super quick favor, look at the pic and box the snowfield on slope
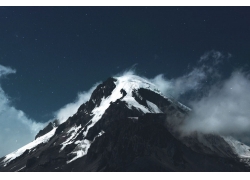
[2,128,57,166]
[223,136,250,159]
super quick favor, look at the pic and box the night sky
[0,6,250,123]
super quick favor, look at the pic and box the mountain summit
[1,74,250,172]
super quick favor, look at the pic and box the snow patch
[223,136,250,158]
[67,130,105,163]
[60,125,82,151]
[146,100,162,113]
[15,166,26,172]
[2,128,57,166]
[124,96,150,113]
[114,74,163,98]
[177,102,191,111]
[128,117,138,120]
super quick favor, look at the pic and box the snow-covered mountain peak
[2,74,249,171]
[97,74,166,114]
[0,75,171,168]
[114,74,162,96]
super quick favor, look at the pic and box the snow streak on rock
[2,128,57,166]
[223,136,250,158]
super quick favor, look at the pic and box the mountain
[0,74,250,172]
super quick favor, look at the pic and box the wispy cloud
[119,51,250,145]
[150,50,226,100]
[179,71,250,144]
[0,65,44,158]
[54,83,99,124]
[149,50,250,145]
[116,52,225,101]
[0,64,16,77]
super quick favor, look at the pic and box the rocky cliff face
[1,74,249,172]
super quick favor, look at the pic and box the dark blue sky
[0,6,249,122]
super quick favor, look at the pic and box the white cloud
[117,55,222,100]
[150,51,225,100]
[179,71,250,143]
[122,51,250,146]
[112,51,250,145]
[150,74,173,96]
[0,65,44,158]
[0,64,16,77]
[149,51,250,146]
[199,50,224,65]
[54,83,99,124]
[150,67,208,99]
